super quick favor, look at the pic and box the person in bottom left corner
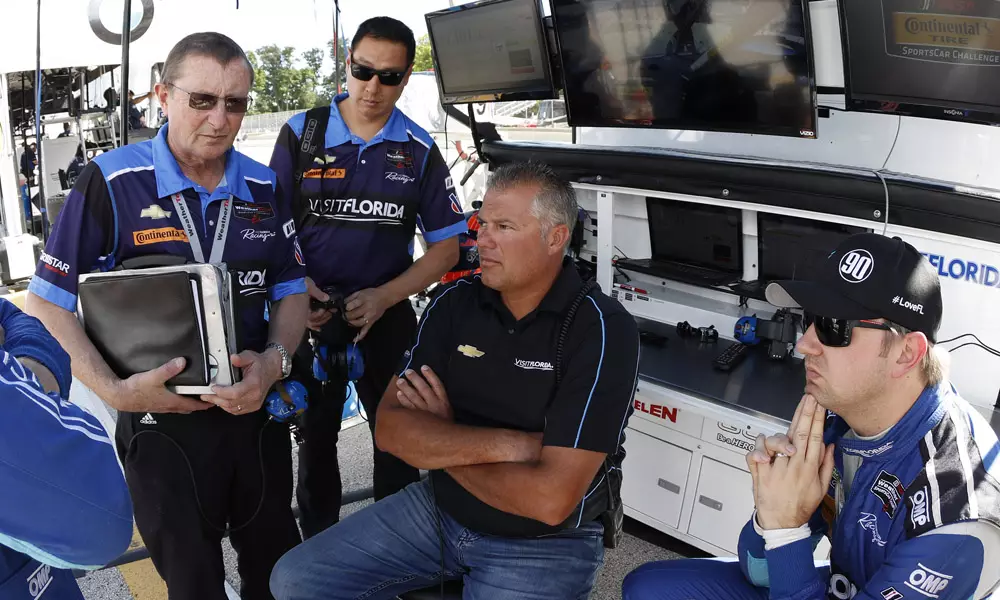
[0,297,133,599]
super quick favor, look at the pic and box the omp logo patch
[457,345,485,358]
[27,562,52,598]
[133,227,188,246]
[905,564,952,598]
[910,487,929,528]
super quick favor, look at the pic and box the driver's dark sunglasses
[803,313,893,347]
[168,84,252,113]
[349,54,407,86]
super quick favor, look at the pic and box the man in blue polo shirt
[270,16,465,537]
[26,33,308,600]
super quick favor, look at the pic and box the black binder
[78,270,209,386]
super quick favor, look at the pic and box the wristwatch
[265,342,292,379]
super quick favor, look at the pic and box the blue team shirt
[269,93,467,295]
[29,125,306,352]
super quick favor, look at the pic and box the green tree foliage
[413,35,434,72]
[247,42,347,114]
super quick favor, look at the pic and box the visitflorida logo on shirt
[308,198,405,223]
[133,227,188,246]
[514,358,554,371]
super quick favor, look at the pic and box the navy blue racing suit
[0,299,133,598]
[623,383,1000,600]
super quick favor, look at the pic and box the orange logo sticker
[133,227,189,246]
[303,168,346,179]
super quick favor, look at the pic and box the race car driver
[623,233,1000,600]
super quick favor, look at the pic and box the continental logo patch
[890,11,1000,65]
[134,227,188,246]
[303,168,347,179]
[457,344,485,358]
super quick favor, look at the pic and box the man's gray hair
[486,162,578,244]
[161,32,254,87]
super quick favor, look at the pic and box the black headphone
[676,321,719,343]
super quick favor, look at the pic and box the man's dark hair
[351,17,416,67]
[161,32,254,87]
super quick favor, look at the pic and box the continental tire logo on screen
[133,227,189,246]
[892,12,1000,65]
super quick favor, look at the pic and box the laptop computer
[617,197,743,288]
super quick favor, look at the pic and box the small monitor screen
[647,198,743,272]
[840,0,1000,124]
[550,0,817,138]
[758,213,867,281]
[426,0,557,105]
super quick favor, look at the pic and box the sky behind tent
[236,0,453,56]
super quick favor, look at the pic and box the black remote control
[713,342,751,371]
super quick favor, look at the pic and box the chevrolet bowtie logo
[140,205,172,219]
[457,345,485,358]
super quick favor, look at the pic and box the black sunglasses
[349,54,408,86]
[168,84,252,114]
[804,313,893,347]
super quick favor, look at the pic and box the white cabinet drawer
[621,428,692,529]
[687,457,755,554]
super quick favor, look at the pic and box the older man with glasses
[268,16,466,539]
[622,233,1000,600]
[26,32,308,600]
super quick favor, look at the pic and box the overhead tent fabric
[0,0,315,76]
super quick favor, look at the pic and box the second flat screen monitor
[758,213,867,281]
[551,0,817,138]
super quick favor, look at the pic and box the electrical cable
[126,419,270,534]
[874,171,890,236]
[937,332,1000,357]
[947,341,1000,358]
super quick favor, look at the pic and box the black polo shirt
[401,260,640,537]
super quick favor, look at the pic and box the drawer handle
[657,478,680,494]
[699,495,724,512]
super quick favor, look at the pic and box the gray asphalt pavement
[78,420,692,599]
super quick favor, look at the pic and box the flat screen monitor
[426,0,558,105]
[840,0,1000,124]
[647,197,743,273]
[758,213,867,281]
[550,0,817,138]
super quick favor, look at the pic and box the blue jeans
[270,479,605,599]
[622,559,830,599]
